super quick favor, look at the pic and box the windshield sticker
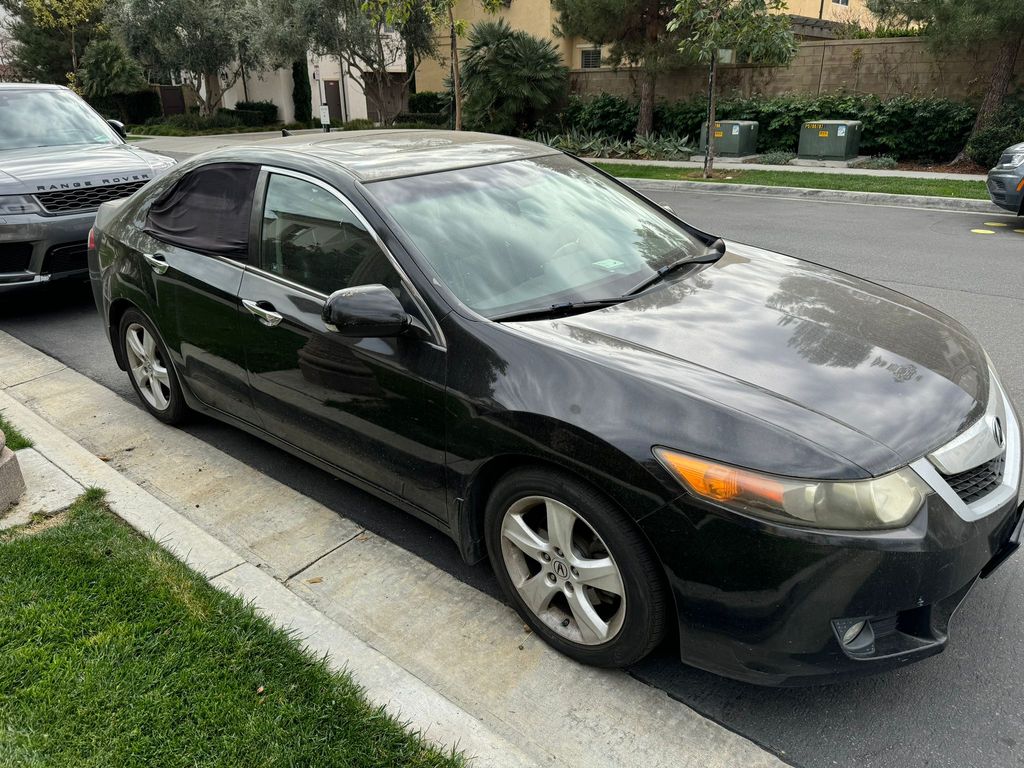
[593,258,626,271]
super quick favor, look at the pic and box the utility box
[798,120,863,160]
[699,120,759,157]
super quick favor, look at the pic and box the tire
[119,308,188,425]
[484,466,667,668]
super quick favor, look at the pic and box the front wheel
[120,309,188,425]
[484,467,667,668]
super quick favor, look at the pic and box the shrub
[965,103,1024,168]
[530,131,695,161]
[87,89,162,124]
[341,118,375,131]
[759,150,795,165]
[395,111,447,126]
[291,61,312,123]
[408,91,448,113]
[461,19,569,135]
[853,155,898,169]
[235,99,279,124]
[562,93,639,139]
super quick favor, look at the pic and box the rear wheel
[120,309,188,425]
[484,467,667,667]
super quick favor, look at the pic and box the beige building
[416,0,878,93]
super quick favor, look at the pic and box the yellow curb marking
[983,222,1009,227]
[971,229,996,234]
[1014,229,1024,235]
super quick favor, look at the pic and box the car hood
[509,243,988,472]
[0,142,174,195]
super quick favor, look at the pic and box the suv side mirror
[322,284,410,337]
[107,119,127,139]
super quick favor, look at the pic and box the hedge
[234,100,279,124]
[563,92,978,163]
[86,90,163,124]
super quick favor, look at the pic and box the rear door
[237,167,449,521]
[139,162,261,424]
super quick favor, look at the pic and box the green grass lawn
[0,412,31,451]
[0,489,464,768]
[594,163,990,200]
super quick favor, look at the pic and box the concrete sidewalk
[0,330,787,768]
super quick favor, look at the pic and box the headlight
[0,195,42,215]
[998,152,1024,169]
[654,447,930,530]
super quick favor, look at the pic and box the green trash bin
[798,120,863,161]
[699,120,759,157]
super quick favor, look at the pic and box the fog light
[842,620,867,646]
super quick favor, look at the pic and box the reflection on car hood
[0,142,174,195]
[511,242,987,467]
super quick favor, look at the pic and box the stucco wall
[572,38,1024,105]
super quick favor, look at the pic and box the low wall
[571,37,1024,104]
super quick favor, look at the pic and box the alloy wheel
[124,322,171,411]
[500,495,626,645]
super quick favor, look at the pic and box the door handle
[141,252,168,274]
[242,299,283,327]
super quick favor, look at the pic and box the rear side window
[259,173,398,295]
[144,163,259,260]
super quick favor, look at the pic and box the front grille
[942,455,1005,504]
[34,180,147,214]
[42,242,88,274]
[0,242,33,273]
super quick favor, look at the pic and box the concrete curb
[0,429,26,513]
[620,177,1005,214]
[0,390,535,767]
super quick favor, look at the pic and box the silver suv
[987,142,1024,215]
[0,83,174,292]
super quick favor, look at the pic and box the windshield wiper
[623,238,726,297]
[491,298,627,323]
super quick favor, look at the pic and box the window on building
[581,49,602,69]
[832,0,850,5]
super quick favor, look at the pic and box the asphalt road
[2,187,1022,768]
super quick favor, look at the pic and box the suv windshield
[0,89,119,151]
[369,154,705,318]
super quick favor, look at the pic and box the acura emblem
[553,560,569,579]
[993,417,1004,448]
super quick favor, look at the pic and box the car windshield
[0,89,119,151]
[369,154,705,318]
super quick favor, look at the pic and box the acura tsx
[88,131,1023,685]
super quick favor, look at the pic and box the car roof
[227,129,559,182]
[0,83,68,92]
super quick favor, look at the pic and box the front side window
[368,154,704,318]
[0,89,120,151]
[260,174,398,296]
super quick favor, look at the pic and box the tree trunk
[449,6,462,131]
[954,32,1023,164]
[636,68,655,137]
[70,26,76,73]
[704,56,718,179]
[202,70,223,115]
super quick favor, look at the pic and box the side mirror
[322,284,410,338]
[107,119,127,139]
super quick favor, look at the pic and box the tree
[461,18,568,134]
[669,0,795,177]
[108,0,266,114]
[291,59,313,123]
[1,0,102,82]
[362,0,501,130]
[552,0,689,137]
[21,0,103,73]
[867,0,1024,163]
[78,38,147,97]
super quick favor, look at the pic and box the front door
[323,80,343,123]
[237,168,448,521]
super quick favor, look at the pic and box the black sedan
[88,131,1023,685]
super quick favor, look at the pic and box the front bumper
[0,210,95,291]
[986,168,1024,214]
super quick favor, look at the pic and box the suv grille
[942,455,1005,504]
[42,242,88,275]
[34,180,147,214]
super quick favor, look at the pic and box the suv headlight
[654,447,930,530]
[998,152,1024,169]
[0,195,42,215]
